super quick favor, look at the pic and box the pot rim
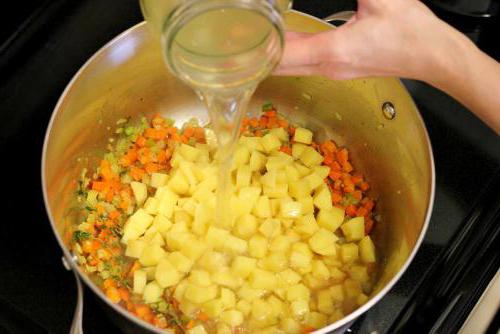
[41,11,435,334]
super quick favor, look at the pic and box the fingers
[280,32,332,68]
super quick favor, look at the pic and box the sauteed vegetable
[72,104,377,333]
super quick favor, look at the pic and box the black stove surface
[0,1,498,333]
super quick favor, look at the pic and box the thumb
[280,31,333,68]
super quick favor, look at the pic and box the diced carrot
[337,148,349,165]
[145,162,160,174]
[129,261,141,276]
[193,127,205,141]
[302,326,316,334]
[323,154,333,166]
[264,110,277,118]
[249,118,259,128]
[152,113,164,127]
[259,116,268,128]
[197,312,209,322]
[130,167,145,181]
[331,191,343,204]
[183,127,195,138]
[365,216,374,234]
[363,198,375,212]
[186,320,196,329]
[342,161,353,172]
[320,140,337,154]
[171,133,181,142]
[180,135,189,144]
[135,305,151,319]
[153,316,168,328]
[118,288,130,302]
[135,136,146,147]
[109,210,120,220]
[352,190,363,201]
[328,170,342,181]
[267,117,278,128]
[351,174,363,185]
[138,147,151,165]
[333,179,342,190]
[81,240,94,253]
[164,148,172,160]
[106,287,121,303]
[356,206,368,217]
[254,130,263,137]
[288,126,296,136]
[120,149,138,167]
[331,161,342,171]
[144,128,167,140]
[91,181,107,192]
[343,179,355,193]
[103,278,116,290]
[346,204,357,217]
[360,182,370,191]
[279,146,292,155]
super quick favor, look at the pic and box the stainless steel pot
[42,10,435,334]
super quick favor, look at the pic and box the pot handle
[323,10,356,24]
[62,256,84,334]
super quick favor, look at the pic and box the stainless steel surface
[70,269,84,334]
[42,10,435,333]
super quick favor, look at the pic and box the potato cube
[237,284,266,302]
[286,283,310,301]
[198,251,228,272]
[179,143,200,162]
[357,293,369,306]
[317,290,334,314]
[290,299,309,319]
[261,253,288,272]
[293,127,313,144]
[343,279,361,299]
[349,265,369,283]
[236,166,252,188]
[291,143,307,159]
[143,281,163,304]
[233,214,258,239]
[220,288,236,309]
[205,226,229,249]
[139,243,166,266]
[236,300,252,316]
[284,165,300,183]
[221,309,244,327]
[261,170,277,188]
[262,133,281,152]
[295,214,319,237]
[186,324,208,334]
[125,239,146,258]
[167,251,193,273]
[303,173,324,191]
[212,269,241,289]
[290,251,312,271]
[276,169,288,184]
[341,217,365,241]
[233,145,250,168]
[279,269,302,285]
[240,136,264,152]
[203,299,224,318]
[166,231,191,251]
[317,207,345,232]
[122,209,154,243]
[253,196,272,218]
[150,172,168,188]
[181,240,208,261]
[156,187,179,218]
[174,210,192,225]
[313,165,330,179]
[231,256,257,278]
[143,197,159,215]
[329,284,344,302]
[251,299,272,322]
[313,186,333,210]
[340,243,359,263]
[294,163,311,177]
[259,218,281,238]
[288,179,310,199]
[263,184,289,199]
[179,300,199,316]
[249,150,267,172]
[299,147,324,167]
[188,270,212,287]
[359,235,376,263]
[131,181,147,205]
[297,196,314,214]
[269,127,289,142]
[216,324,231,334]
[305,312,327,329]
[168,170,190,195]
[155,258,181,288]
[133,269,147,294]
[266,153,293,171]
[184,284,218,304]
[312,260,331,280]
[280,200,302,218]
[249,235,268,258]
[224,235,248,255]
[308,229,338,256]
[281,318,302,334]
[269,235,291,253]
[249,269,277,290]
[181,198,197,217]
[330,268,347,283]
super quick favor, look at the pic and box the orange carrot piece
[197,312,209,322]
[91,181,107,192]
[130,167,145,181]
[365,216,374,234]
[249,118,259,128]
[331,191,343,204]
[106,287,121,303]
[145,162,160,174]
[186,320,196,329]
[279,146,292,155]
[135,136,146,147]
[118,288,130,302]
[346,204,357,217]
[183,126,195,138]
[360,182,370,191]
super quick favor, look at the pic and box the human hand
[276,0,471,85]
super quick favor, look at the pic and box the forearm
[421,28,500,134]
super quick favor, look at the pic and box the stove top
[0,1,498,333]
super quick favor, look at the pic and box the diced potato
[148,232,165,246]
[357,293,369,306]
[341,217,365,241]
[212,270,241,289]
[263,184,288,198]
[179,143,200,162]
[317,207,345,232]
[240,136,264,151]
[286,283,310,301]
[281,318,302,334]
[224,235,248,254]
[166,231,191,251]
[181,240,208,261]
[174,210,192,225]
[237,284,267,302]
[221,309,244,327]
[291,143,307,159]
[312,260,330,280]
[261,253,288,272]
[295,214,319,237]
[279,269,302,285]
[133,269,147,294]
[317,289,334,314]
[313,186,333,210]
[329,309,345,324]
[156,187,179,218]
[359,235,376,263]
[155,258,181,288]
[236,300,252,316]
[187,325,208,334]
[131,181,147,205]
[216,324,232,334]
[330,284,344,302]
[220,288,236,309]
[150,172,168,188]
[305,312,327,329]
[249,269,278,290]
[233,145,250,168]
[340,243,359,263]
[330,268,347,283]
[291,299,309,319]
[308,229,338,256]
[299,147,323,167]
[253,196,272,218]
[139,243,166,266]
[288,180,310,199]
[173,279,188,301]
[303,173,324,191]
[349,265,369,283]
[293,127,313,144]
[231,256,257,278]
[184,284,218,304]
[259,218,281,238]
[233,214,258,239]
[122,209,154,243]
[343,279,362,299]
[205,226,230,249]
[297,196,314,214]
[179,300,199,316]
[189,270,212,287]
[313,165,330,179]
[294,163,311,177]
[236,166,252,188]
[285,165,300,182]
[290,251,312,271]
[249,150,267,172]
[168,170,190,195]
[262,133,281,152]
[280,200,302,218]
[179,161,198,187]
[251,299,272,322]
[143,197,159,215]
[125,239,146,258]
[203,299,224,318]
[260,170,277,188]
[269,127,289,142]
[269,235,291,253]
[143,281,163,304]
[168,251,193,273]
[266,153,292,171]
[198,251,228,273]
